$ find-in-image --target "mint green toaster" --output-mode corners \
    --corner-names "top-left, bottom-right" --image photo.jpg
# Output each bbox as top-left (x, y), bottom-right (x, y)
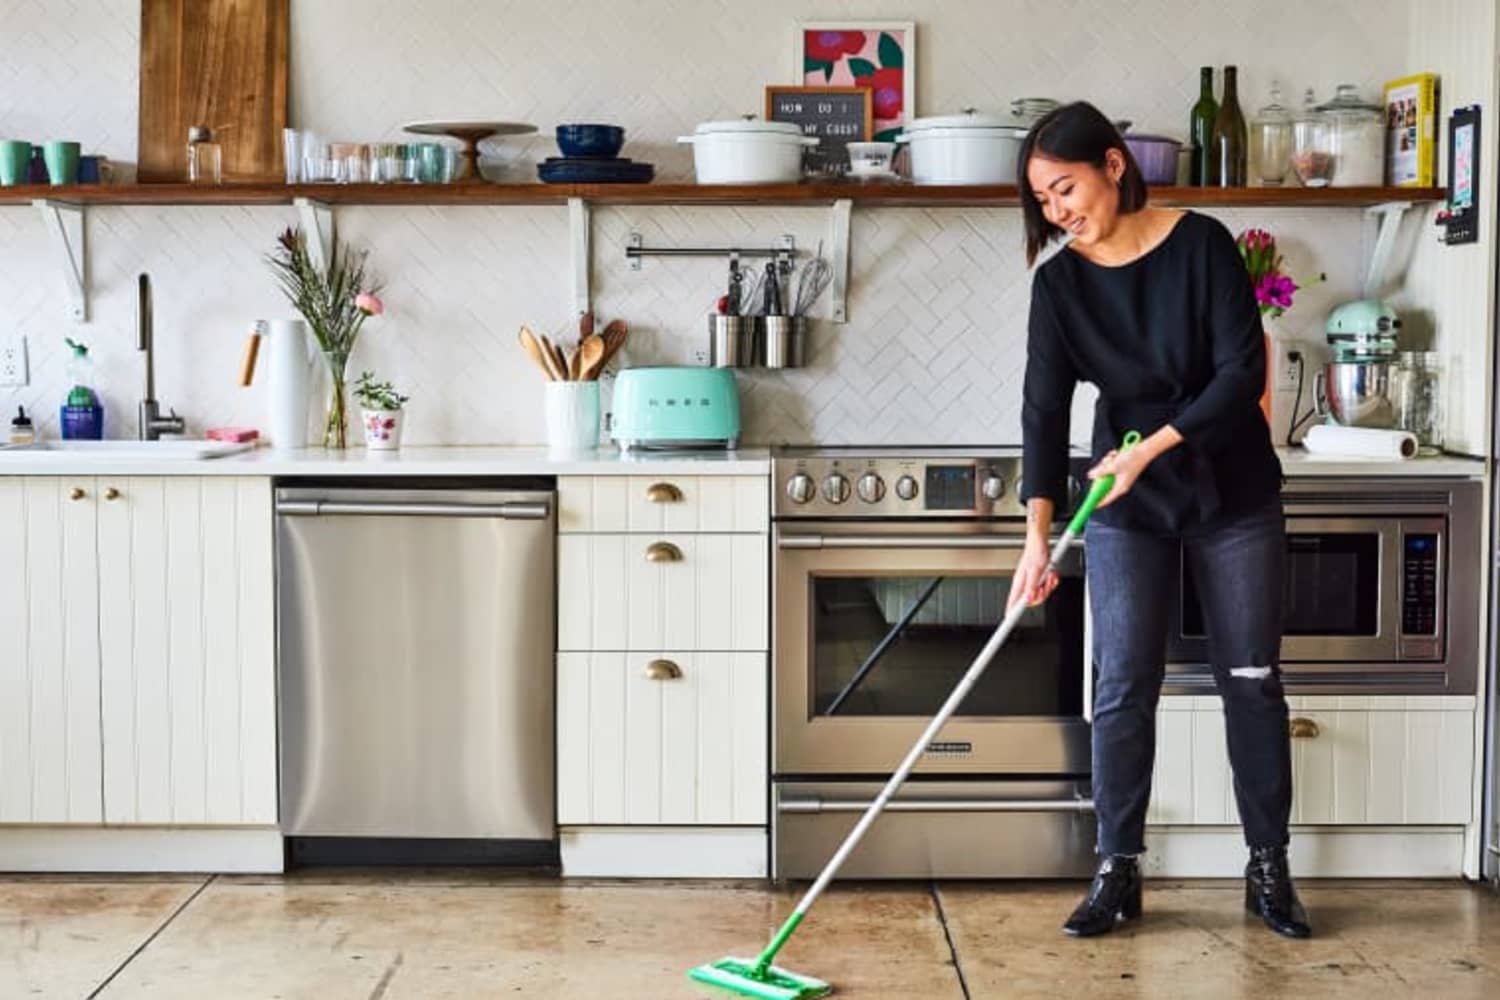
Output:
top-left (609, 367), bottom-right (741, 450)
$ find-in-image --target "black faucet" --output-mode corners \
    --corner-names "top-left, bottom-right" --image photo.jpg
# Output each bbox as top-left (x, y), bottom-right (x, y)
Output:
top-left (137, 273), bottom-right (185, 440)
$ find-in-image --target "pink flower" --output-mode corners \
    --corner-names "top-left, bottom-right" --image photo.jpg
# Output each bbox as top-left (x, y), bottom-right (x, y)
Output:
top-left (355, 292), bottom-right (383, 316)
top-left (1255, 273), bottom-right (1297, 310)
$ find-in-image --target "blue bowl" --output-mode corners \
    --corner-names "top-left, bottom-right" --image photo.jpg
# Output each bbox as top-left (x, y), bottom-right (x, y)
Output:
top-left (556, 124), bottom-right (625, 158)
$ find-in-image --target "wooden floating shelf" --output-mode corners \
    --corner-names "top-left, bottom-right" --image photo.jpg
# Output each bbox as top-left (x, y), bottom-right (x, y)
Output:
top-left (0, 182), bottom-right (1448, 208)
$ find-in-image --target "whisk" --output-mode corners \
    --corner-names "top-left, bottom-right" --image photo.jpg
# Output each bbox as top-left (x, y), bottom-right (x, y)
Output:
top-left (793, 242), bottom-right (833, 316)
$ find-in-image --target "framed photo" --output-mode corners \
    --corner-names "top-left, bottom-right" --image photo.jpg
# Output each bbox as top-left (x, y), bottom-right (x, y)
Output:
top-left (795, 20), bottom-right (915, 142)
top-left (765, 85), bottom-right (873, 177)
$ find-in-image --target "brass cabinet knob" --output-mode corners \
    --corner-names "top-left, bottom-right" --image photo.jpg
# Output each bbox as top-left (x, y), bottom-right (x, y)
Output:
top-left (103, 487), bottom-right (121, 501)
top-left (644, 659), bottom-right (682, 681)
top-left (645, 482), bottom-right (683, 504)
top-left (644, 541), bottom-right (683, 563)
top-left (1289, 717), bottom-right (1320, 739)
top-left (69, 487), bottom-right (86, 501)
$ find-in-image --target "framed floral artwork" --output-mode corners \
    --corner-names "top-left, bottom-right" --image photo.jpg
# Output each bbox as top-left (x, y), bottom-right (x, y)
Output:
top-left (796, 21), bottom-right (915, 142)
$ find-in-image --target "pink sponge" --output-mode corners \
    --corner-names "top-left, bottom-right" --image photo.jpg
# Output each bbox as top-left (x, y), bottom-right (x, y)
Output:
top-left (205, 427), bottom-right (260, 443)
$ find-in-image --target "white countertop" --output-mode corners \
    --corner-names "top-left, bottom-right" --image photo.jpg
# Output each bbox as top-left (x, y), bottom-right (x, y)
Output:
top-left (0, 442), bottom-right (1482, 479)
top-left (0, 444), bottom-right (771, 477)
top-left (1275, 446), bottom-right (1485, 478)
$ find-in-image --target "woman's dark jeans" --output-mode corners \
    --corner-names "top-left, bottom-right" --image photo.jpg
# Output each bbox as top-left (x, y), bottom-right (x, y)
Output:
top-left (1085, 500), bottom-right (1291, 856)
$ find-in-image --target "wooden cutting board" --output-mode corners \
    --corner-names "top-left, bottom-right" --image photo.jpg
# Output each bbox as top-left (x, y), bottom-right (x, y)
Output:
top-left (137, 0), bottom-right (289, 183)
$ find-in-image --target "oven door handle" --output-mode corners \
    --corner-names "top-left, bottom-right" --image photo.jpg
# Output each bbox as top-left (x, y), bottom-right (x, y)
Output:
top-left (777, 534), bottom-right (1083, 550)
top-left (779, 796), bottom-right (1095, 814)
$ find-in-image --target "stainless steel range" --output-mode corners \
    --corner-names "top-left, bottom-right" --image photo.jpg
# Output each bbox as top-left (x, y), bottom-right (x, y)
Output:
top-left (771, 446), bottom-right (1098, 879)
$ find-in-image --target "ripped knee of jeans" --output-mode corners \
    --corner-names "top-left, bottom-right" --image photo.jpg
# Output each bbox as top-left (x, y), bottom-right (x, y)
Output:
top-left (1229, 664), bottom-right (1274, 680)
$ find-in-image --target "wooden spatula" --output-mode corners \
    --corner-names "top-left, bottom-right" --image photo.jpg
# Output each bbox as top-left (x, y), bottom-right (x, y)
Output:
top-left (518, 326), bottom-right (559, 380)
top-left (539, 334), bottom-right (570, 381)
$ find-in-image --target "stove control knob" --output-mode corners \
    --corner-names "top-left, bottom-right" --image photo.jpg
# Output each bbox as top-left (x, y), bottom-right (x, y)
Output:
top-left (785, 473), bottom-right (816, 504)
top-left (981, 473), bottom-right (1006, 501)
top-left (856, 472), bottom-right (886, 504)
top-left (894, 474), bottom-right (919, 501)
top-left (821, 473), bottom-right (851, 504)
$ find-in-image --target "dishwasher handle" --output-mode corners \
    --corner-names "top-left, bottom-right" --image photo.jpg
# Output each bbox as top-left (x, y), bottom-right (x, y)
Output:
top-left (276, 499), bottom-right (551, 519)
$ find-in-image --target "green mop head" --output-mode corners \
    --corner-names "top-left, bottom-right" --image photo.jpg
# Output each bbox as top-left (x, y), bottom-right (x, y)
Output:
top-left (688, 956), bottom-right (831, 999)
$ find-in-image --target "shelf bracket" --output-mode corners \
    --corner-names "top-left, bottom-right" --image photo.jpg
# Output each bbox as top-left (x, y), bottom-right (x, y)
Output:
top-left (1362, 200), bottom-right (1413, 297)
top-left (826, 198), bottom-right (852, 323)
top-left (569, 197), bottom-right (591, 318)
top-left (293, 197), bottom-right (334, 274)
top-left (34, 199), bottom-right (86, 322)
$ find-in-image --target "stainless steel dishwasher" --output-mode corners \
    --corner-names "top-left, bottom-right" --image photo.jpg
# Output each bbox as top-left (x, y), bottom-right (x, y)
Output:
top-left (275, 481), bottom-right (555, 843)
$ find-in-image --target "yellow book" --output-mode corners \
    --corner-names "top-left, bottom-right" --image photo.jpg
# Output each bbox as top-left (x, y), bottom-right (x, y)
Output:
top-left (1384, 72), bottom-right (1439, 187)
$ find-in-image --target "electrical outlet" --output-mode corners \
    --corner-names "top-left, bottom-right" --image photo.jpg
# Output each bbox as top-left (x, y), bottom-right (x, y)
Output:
top-left (0, 333), bottom-right (27, 387)
top-left (1278, 350), bottom-right (1302, 391)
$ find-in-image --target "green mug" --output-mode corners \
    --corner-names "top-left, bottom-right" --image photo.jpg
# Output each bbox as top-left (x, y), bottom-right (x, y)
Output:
top-left (0, 140), bottom-right (30, 186)
top-left (43, 141), bottom-right (81, 185)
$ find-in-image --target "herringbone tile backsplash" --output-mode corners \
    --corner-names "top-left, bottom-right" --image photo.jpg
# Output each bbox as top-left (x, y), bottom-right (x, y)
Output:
top-left (0, 0), bottom-right (1405, 446)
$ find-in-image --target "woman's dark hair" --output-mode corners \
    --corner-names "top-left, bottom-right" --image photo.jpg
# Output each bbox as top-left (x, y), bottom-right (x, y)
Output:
top-left (1017, 101), bottom-right (1148, 266)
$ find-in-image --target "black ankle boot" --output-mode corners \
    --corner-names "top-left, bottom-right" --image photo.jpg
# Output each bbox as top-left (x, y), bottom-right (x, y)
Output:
top-left (1244, 846), bottom-right (1312, 938)
top-left (1063, 854), bottom-right (1142, 937)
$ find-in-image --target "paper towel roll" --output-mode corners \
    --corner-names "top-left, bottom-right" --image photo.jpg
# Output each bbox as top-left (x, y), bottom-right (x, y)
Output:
top-left (1303, 424), bottom-right (1418, 459)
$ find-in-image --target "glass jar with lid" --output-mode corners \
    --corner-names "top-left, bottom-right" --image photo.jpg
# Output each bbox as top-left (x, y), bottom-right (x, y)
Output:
top-left (1316, 84), bottom-right (1385, 186)
top-left (1391, 351), bottom-right (1443, 453)
top-left (1291, 88), bottom-right (1333, 186)
top-left (1251, 82), bottom-right (1293, 185)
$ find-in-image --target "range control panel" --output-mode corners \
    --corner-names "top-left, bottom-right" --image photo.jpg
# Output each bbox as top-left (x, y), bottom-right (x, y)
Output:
top-left (772, 447), bottom-right (1085, 519)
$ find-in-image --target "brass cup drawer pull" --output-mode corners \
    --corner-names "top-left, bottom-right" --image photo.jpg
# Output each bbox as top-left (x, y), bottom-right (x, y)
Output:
top-left (69, 487), bottom-right (86, 501)
top-left (644, 659), bottom-right (682, 681)
top-left (645, 482), bottom-right (683, 504)
top-left (644, 541), bottom-right (683, 563)
top-left (103, 487), bottom-right (122, 501)
top-left (1289, 717), bottom-right (1320, 739)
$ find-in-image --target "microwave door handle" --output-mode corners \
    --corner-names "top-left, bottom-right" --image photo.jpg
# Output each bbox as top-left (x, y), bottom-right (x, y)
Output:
top-left (825, 576), bottom-right (945, 715)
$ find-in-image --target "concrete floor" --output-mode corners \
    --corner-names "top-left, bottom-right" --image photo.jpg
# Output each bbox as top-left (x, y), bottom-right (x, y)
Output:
top-left (4, 873), bottom-right (1499, 998)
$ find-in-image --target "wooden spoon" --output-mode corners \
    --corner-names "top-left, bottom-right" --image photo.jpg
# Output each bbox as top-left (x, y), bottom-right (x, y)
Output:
top-left (518, 326), bottom-right (557, 380)
top-left (577, 334), bottom-right (607, 380)
top-left (568, 343), bottom-right (583, 380)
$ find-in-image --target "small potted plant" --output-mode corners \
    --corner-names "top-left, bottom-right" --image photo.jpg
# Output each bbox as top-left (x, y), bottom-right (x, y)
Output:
top-left (353, 370), bottom-right (409, 450)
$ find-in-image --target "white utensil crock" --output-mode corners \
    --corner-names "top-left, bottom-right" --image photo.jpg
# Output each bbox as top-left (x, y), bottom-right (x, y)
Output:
top-left (545, 381), bottom-right (600, 454)
top-left (261, 319), bottom-right (313, 449)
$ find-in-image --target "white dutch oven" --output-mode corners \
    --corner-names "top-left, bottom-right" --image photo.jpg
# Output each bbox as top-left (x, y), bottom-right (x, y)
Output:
top-left (897, 110), bottom-right (1030, 185)
top-left (677, 119), bottom-right (819, 184)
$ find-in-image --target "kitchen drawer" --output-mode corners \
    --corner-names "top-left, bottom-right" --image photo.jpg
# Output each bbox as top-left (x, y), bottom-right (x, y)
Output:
top-left (558, 533), bottom-right (768, 651)
top-left (559, 476), bottom-right (768, 533)
top-left (1148, 696), bottom-right (1474, 826)
top-left (557, 651), bottom-right (766, 825)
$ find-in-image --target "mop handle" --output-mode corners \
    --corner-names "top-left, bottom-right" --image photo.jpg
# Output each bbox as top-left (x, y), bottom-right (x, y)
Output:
top-left (752, 431), bottom-right (1141, 976)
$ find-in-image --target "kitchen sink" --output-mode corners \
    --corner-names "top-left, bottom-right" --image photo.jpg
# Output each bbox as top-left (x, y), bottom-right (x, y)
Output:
top-left (0, 440), bottom-right (255, 460)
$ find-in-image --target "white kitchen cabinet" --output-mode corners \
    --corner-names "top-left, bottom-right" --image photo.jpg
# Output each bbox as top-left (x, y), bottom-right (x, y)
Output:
top-left (557, 651), bottom-right (766, 825)
top-left (0, 475), bottom-right (276, 829)
top-left (556, 473), bottom-right (770, 876)
top-left (557, 532), bottom-right (768, 651)
top-left (96, 477), bottom-right (276, 825)
top-left (558, 475), bottom-right (767, 533)
top-left (1148, 696), bottom-right (1475, 826)
top-left (0, 477), bottom-right (103, 824)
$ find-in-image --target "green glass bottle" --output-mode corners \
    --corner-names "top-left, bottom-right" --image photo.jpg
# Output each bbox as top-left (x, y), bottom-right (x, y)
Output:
top-left (1189, 67), bottom-right (1217, 187)
top-left (1212, 65), bottom-right (1248, 186)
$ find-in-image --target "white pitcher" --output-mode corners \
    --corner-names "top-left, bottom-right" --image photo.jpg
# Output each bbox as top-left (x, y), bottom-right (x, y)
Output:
top-left (258, 319), bottom-right (313, 449)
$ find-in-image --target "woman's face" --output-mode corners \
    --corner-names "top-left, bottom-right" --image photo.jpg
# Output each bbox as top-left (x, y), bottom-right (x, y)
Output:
top-left (1026, 148), bottom-right (1126, 248)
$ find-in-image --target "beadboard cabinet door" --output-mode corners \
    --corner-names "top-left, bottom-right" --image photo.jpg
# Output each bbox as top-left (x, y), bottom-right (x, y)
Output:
top-left (1148, 696), bottom-right (1475, 826)
top-left (558, 533), bottom-right (769, 652)
top-left (96, 477), bottom-right (277, 826)
top-left (0, 477), bottom-right (104, 824)
top-left (557, 651), bottom-right (766, 825)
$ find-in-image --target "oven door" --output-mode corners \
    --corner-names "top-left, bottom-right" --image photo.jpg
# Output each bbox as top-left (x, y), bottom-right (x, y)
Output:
top-left (774, 523), bottom-right (1089, 776)
top-left (1168, 515), bottom-right (1445, 666)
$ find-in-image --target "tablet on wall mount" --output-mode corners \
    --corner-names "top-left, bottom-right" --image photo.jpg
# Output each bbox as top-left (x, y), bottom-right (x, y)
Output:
top-left (1441, 105), bottom-right (1480, 245)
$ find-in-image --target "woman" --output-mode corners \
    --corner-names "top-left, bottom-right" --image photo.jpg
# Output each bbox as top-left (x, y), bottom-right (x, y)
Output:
top-left (1007, 102), bottom-right (1311, 940)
